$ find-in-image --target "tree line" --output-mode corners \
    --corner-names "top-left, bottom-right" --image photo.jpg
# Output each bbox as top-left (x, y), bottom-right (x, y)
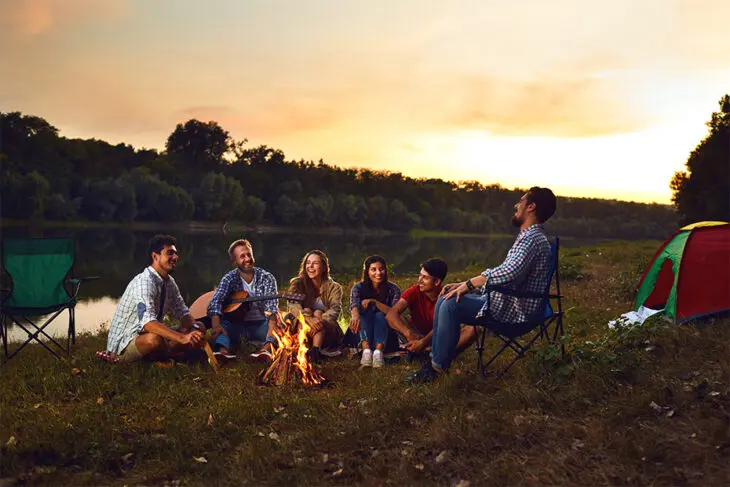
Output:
top-left (4, 103), bottom-right (719, 239)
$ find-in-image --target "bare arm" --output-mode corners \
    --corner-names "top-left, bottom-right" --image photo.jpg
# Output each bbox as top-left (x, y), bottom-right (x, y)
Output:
top-left (143, 320), bottom-right (203, 346)
top-left (385, 299), bottom-right (417, 340)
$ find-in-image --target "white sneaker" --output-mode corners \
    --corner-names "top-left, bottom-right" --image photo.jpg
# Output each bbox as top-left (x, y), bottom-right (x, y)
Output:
top-left (360, 349), bottom-right (373, 367)
top-left (372, 349), bottom-right (384, 368)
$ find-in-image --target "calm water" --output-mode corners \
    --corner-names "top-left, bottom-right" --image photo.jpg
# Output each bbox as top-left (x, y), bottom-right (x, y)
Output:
top-left (1, 226), bottom-right (600, 341)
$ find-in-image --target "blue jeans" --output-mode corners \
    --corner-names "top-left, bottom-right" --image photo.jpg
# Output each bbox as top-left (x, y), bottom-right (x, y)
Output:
top-left (359, 308), bottom-right (389, 348)
top-left (431, 294), bottom-right (490, 371)
top-left (214, 318), bottom-right (268, 353)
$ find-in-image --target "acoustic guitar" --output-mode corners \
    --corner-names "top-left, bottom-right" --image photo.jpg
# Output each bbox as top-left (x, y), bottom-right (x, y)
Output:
top-left (189, 289), bottom-right (304, 324)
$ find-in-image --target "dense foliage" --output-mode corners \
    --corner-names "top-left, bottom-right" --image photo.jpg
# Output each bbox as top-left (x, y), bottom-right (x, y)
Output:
top-left (1, 111), bottom-right (678, 238)
top-left (670, 94), bottom-right (730, 225)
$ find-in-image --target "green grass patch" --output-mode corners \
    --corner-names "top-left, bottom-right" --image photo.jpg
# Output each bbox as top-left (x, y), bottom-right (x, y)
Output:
top-left (2, 240), bottom-right (729, 486)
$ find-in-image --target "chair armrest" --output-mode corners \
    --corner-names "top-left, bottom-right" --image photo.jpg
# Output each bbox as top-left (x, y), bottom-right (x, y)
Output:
top-left (67, 276), bottom-right (100, 299)
top-left (486, 285), bottom-right (548, 300)
top-left (68, 276), bottom-right (101, 283)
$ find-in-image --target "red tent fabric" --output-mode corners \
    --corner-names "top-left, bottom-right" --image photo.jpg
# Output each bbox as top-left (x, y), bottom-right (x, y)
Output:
top-left (675, 224), bottom-right (730, 321)
top-left (635, 222), bottom-right (730, 323)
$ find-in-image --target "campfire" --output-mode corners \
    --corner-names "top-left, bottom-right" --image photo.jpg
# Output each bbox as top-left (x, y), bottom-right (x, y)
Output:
top-left (257, 313), bottom-right (326, 386)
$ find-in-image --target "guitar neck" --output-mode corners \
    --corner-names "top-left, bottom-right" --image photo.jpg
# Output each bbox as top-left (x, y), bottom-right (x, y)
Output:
top-left (229, 294), bottom-right (301, 304)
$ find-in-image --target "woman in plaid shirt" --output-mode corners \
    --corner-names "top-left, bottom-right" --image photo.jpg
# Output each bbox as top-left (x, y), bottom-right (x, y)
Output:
top-left (349, 255), bottom-right (401, 368)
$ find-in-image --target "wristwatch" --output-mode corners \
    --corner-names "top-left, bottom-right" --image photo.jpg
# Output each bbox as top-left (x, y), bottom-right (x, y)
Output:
top-left (465, 279), bottom-right (475, 291)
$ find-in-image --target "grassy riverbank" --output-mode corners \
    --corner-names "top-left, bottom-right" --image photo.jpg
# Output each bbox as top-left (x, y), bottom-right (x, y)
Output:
top-left (1, 241), bottom-right (729, 486)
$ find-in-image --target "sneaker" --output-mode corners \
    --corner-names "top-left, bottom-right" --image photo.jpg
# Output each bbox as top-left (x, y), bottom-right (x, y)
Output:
top-left (96, 350), bottom-right (119, 363)
top-left (372, 349), bottom-right (384, 368)
top-left (360, 349), bottom-right (373, 367)
top-left (250, 348), bottom-right (273, 362)
top-left (213, 351), bottom-right (237, 365)
top-left (404, 363), bottom-right (441, 384)
top-left (319, 348), bottom-right (342, 358)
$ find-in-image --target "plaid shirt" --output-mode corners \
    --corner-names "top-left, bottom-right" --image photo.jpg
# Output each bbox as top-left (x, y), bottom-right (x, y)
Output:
top-left (107, 267), bottom-right (189, 354)
top-left (207, 267), bottom-right (278, 318)
top-left (477, 224), bottom-right (551, 323)
top-left (350, 281), bottom-right (401, 310)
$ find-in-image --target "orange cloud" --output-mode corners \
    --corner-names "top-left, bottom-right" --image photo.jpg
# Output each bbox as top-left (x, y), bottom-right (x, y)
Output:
top-left (0, 0), bottom-right (130, 37)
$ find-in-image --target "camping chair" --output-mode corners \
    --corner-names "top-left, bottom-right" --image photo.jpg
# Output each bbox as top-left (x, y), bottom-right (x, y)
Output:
top-left (473, 237), bottom-right (564, 378)
top-left (1, 238), bottom-right (97, 360)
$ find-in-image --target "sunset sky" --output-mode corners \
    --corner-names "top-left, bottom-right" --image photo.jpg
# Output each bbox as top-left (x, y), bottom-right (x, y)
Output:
top-left (1, 0), bottom-right (728, 204)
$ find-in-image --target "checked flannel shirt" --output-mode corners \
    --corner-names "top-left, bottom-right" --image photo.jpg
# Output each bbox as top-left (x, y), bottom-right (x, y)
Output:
top-left (107, 266), bottom-right (189, 354)
top-left (207, 267), bottom-right (279, 320)
top-left (477, 223), bottom-right (552, 323)
top-left (349, 281), bottom-right (401, 310)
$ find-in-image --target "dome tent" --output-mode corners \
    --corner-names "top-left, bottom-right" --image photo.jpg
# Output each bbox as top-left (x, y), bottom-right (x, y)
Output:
top-left (634, 221), bottom-right (730, 323)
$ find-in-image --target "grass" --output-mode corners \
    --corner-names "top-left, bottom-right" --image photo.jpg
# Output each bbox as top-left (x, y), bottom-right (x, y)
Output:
top-left (2, 240), bottom-right (729, 486)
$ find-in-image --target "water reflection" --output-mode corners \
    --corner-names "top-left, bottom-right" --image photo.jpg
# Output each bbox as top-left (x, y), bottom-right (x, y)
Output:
top-left (1, 226), bottom-right (599, 338)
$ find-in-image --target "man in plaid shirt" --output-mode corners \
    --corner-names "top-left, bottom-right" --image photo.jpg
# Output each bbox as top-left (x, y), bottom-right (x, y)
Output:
top-left (406, 187), bottom-right (557, 384)
top-left (107, 235), bottom-right (205, 362)
top-left (207, 239), bottom-right (279, 360)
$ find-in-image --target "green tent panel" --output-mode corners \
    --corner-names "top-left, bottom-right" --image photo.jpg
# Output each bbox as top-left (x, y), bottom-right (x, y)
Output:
top-left (635, 221), bottom-right (730, 323)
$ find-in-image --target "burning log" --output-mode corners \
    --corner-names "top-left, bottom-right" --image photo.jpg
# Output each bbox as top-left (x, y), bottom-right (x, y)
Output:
top-left (257, 313), bottom-right (326, 386)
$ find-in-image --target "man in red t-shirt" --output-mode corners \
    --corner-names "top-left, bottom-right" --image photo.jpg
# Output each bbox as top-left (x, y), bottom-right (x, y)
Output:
top-left (386, 259), bottom-right (475, 354)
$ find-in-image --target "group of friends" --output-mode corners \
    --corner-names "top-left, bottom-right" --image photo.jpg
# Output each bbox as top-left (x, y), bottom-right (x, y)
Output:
top-left (105, 187), bottom-right (557, 384)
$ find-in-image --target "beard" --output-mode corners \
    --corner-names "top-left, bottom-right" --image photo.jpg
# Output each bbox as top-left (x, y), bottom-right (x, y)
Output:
top-left (237, 263), bottom-right (254, 274)
top-left (510, 214), bottom-right (523, 227)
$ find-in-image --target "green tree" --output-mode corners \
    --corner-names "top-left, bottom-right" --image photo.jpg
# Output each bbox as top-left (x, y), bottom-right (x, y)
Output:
top-left (79, 178), bottom-right (137, 222)
top-left (193, 172), bottom-right (244, 221)
top-left (125, 168), bottom-right (194, 221)
top-left (671, 94), bottom-right (730, 224)
top-left (274, 195), bottom-right (302, 224)
top-left (166, 120), bottom-right (232, 182)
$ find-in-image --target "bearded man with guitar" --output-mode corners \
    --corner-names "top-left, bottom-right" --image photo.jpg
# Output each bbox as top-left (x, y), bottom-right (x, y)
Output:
top-left (207, 239), bottom-right (279, 360)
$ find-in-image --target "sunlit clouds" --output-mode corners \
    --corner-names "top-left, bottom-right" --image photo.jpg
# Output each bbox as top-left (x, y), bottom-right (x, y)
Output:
top-left (1, 0), bottom-right (729, 203)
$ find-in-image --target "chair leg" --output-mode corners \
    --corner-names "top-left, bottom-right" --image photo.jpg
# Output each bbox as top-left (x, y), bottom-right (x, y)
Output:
top-left (476, 327), bottom-right (487, 377)
top-left (67, 307), bottom-right (75, 354)
top-left (71, 306), bottom-right (76, 346)
top-left (1, 313), bottom-right (7, 358)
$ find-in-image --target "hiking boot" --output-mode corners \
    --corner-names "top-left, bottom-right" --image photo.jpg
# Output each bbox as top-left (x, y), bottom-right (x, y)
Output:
top-left (372, 349), bottom-right (384, 368)
top-left (308, 346), bottom-right (325, 364)
top-left (404, 362), bottom-right (441, 384)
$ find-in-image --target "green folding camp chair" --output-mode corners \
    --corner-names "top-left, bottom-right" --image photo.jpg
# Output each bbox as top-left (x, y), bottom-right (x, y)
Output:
top-left (1, 238), bottom-right (97, 360)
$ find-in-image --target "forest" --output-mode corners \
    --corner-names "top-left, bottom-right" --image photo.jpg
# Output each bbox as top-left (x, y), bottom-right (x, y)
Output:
top-left (4, 106), bottom-right (714, 239)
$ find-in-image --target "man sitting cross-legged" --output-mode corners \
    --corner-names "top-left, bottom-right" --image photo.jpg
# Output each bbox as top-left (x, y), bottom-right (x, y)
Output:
top-left (386, 258), bottom-right (475, 360)
top-left (207, 239), bottom-right (279, 361)
top-left (405, 186), bottom-right (557, 384)
top-left (106, 234), bottom-right (206, 363)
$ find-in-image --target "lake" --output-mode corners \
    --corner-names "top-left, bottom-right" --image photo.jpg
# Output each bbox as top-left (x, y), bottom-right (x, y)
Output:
top-left (1, 225), bottom-right (602, 341)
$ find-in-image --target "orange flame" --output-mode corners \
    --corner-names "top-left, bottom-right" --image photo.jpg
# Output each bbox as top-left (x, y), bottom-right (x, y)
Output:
top-left (267, 312), bottom-right (325, 386)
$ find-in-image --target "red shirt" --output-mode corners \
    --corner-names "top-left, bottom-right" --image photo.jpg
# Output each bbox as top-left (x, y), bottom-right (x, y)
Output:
top-left (401, 284), bottom-right (440, 335)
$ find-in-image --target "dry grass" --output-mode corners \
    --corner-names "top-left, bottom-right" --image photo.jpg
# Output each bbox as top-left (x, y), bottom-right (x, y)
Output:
top-left (1, 240), bottom-right (729, 486)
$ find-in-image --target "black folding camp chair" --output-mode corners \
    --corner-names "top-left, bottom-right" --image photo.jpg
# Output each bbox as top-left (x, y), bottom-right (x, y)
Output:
top-left (1, 238), bottom-right (98, 360)
top-left (473, 237), bottom-right (564, 378)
